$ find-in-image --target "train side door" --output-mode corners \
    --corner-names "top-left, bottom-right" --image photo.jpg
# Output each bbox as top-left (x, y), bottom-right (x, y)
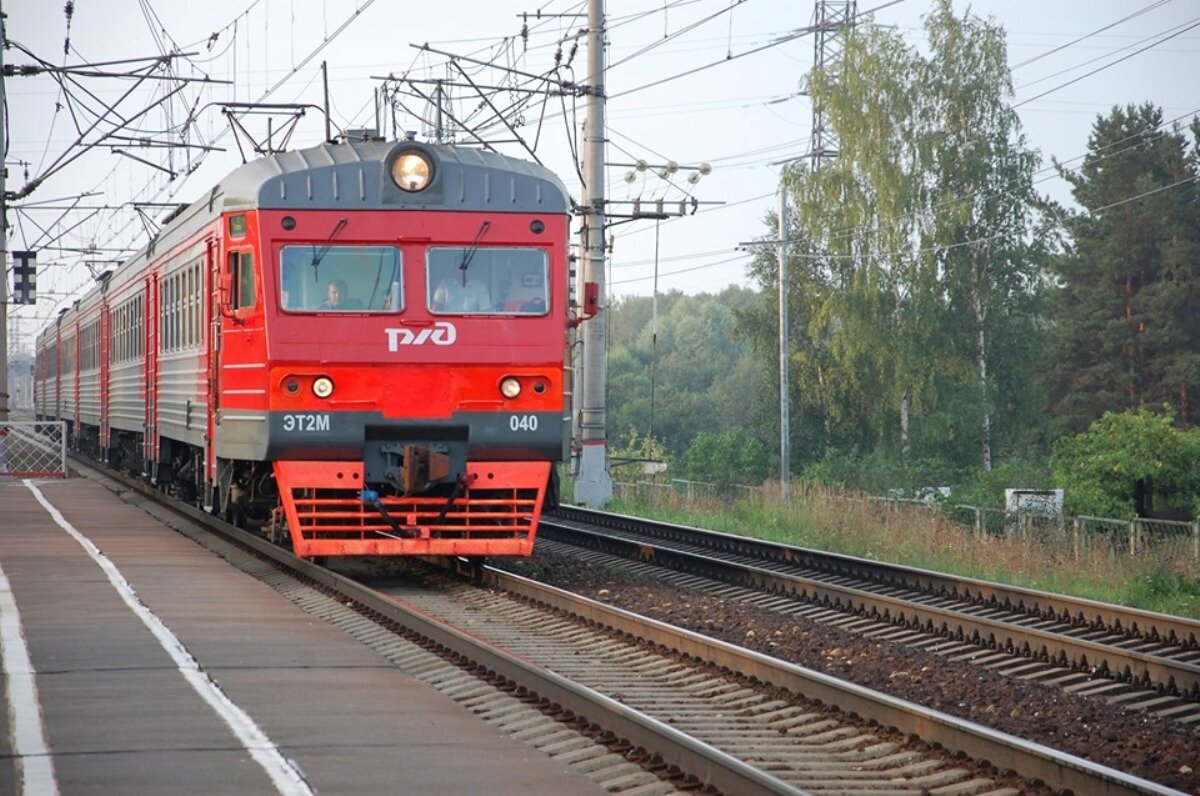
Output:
top-left (99, 302), bottom-right (111, 457)
top-left (205, 237), bottom-right (220, 503)
top-left (52, 325), bottom-right (61, 420)
top-left (143, 273), bottom-right (159, 476)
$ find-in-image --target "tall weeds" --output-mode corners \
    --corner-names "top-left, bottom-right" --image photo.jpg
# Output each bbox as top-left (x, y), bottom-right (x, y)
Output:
top-left (607, 481), bottom-right (1200, 617)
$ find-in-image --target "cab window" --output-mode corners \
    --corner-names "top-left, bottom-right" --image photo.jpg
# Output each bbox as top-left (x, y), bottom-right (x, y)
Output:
top-left (427, 247), bottom-right (548, 315)
top-left (279, 245), bottom-right (402, 312)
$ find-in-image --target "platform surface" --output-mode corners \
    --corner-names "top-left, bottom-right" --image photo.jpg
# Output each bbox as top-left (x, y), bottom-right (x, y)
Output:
top-left (0, 476), bottom-right (605, 795)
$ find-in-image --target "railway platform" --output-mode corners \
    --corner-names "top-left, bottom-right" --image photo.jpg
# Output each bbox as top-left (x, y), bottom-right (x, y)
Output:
top-left (0, 475), bottom-right (605, 795)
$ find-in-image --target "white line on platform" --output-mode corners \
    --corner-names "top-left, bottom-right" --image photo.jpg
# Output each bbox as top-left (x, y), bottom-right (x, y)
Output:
top-left (0, 557), bottom-right (60, 795)
top-left (23, 480), bottom-right (314, 796)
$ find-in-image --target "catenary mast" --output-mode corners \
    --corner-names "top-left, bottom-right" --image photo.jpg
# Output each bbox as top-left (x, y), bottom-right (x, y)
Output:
top-left (573, 0), bottom-right (613, 506)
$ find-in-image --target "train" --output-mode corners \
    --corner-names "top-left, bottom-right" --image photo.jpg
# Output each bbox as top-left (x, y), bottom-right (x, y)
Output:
top-left (34, 135), bottom-right (575, 560)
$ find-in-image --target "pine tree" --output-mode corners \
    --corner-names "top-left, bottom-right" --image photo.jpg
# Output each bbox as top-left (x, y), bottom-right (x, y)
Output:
top-left (1048, 104), bottom-right (1200, 432)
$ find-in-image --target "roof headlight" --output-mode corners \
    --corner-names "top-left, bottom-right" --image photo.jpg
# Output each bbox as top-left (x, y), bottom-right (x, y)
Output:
top-left (312, 376), bottom-right (335, 399)
top-left (499, 377), bottom-right (522, 399)
top-left (390, 150), bottom-right (433, 192)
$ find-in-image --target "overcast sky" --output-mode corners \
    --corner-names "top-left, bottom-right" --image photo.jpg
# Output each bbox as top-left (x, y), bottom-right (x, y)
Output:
top-left (5, 0), bottom-right (1198, 352)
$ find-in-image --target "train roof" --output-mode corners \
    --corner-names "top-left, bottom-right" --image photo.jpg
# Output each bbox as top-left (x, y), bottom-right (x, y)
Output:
top-left (222, 139), bottom-right (571, 214)
top-left (153, 140), bottom-right (570, 261)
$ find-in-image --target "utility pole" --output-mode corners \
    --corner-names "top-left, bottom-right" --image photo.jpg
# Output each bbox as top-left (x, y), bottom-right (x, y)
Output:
top-left (777, 184), bottom-right (789, 502)
top-left (573, 0), bottom-right (613, 506)
top-left (1, 0), bottom-right (10, 425)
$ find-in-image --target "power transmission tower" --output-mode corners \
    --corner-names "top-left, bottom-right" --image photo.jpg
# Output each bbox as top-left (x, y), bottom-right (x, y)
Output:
top-left (775, 0), bottom-right (856, 499)
top-left (807, 0), bottom-right (857, 169)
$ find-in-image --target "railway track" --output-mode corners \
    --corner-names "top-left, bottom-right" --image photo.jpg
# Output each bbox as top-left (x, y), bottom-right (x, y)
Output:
top-left (542, 506), bottom-right (1200, 723)
top-left (65, 459), bottom-right (1184, 795)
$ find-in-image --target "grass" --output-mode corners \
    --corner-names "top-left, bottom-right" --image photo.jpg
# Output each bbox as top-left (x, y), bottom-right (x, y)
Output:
top-left (602, 481), bottom-right (1200, 619)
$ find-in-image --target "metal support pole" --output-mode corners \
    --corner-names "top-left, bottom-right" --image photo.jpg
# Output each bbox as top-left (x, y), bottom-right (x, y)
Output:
top-left (0, 1), bottom-right (10, 425)
top-left (778, 184), bottom-right (789, 503)
top-left (322, 61), bottom-right (332, 142)
top-left (573, 0), bottom-right (613, 506)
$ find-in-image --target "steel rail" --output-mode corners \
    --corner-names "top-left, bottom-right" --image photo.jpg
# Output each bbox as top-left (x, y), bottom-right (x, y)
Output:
top-left (487, 567), bottom-right (1182, 796)
top-left (548, 507), bottom-right (1200, 693)
top-left (553, 507), bottom-right (1200, 647)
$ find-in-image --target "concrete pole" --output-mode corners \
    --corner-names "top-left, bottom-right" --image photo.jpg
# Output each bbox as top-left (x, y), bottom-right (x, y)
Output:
top-left (572, 0), bottom-right (613, 506)
top-left (778, 182), bottom-right (789, 503)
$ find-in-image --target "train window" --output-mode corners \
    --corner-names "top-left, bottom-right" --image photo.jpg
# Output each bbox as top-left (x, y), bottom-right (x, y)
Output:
top-left (278, 245), bottom-right (402, 313)
top-left (134, 295), bottom-right (143, 358)
top-left (164, 277), bottom-right (175, 352)
top-left (426, 247), bottom-right (549, 316)
top-left (230, 251), bottom-right (256, 311)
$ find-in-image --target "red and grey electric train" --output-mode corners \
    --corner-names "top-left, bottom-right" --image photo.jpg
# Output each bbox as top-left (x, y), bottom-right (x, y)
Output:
top-left (34, 137), bottom-right (572, 559)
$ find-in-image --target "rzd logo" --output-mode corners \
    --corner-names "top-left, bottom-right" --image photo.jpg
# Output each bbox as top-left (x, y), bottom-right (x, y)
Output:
top-left (386, 322), bottom-right (457, 350)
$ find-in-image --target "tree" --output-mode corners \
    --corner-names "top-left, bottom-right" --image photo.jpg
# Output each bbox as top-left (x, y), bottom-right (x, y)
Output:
top-left (1050, 407), bottom-right (1200, 518)
top-left (606, 288), bottom-right (770, 461)
top-left (1046, 104), bottom-right (1200, 433)
top-left (920, 0), bottom-right (1050, 470)
top-left (744, 1), bottom-right (1050, 478)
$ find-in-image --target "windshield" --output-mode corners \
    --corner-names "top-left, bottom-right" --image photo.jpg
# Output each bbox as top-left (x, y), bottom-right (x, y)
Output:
top-left (427, 247), bottom-right (549, 315)
top-left (279, 245), bottom-right (401, 312)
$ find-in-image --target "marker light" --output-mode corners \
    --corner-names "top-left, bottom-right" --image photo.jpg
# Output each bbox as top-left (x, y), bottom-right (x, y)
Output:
top-left (390, 150), bottom-right (433, 192)
top-left (312, 376), bottom-right (335, 398)
top-left (499, 377), bottom-right (522, 399)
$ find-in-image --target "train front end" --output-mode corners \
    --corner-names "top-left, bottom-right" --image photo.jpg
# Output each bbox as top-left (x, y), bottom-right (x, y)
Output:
top-left (214, 140), bottom-right (571, 558)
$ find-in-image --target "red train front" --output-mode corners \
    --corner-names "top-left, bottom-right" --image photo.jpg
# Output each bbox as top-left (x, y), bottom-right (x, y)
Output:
top-left (35, 139), bottom-right (572, 559)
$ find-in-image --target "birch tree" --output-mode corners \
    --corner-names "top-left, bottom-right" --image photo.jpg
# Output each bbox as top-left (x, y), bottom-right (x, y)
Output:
top-left (745, 1), bottom-right (1050, 476)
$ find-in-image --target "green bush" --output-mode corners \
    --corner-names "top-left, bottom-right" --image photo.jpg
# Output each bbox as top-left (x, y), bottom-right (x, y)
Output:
top-left (951, 457), bottom-right (1054, 509)
top-left (683, 429), bottom-right (772, 488)
top-left (1050, 407), bottom-right (1200, 518)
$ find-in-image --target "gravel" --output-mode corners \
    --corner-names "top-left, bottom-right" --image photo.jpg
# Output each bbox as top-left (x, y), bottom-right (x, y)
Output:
top-left (506, 549), bottom-right (1200, 794)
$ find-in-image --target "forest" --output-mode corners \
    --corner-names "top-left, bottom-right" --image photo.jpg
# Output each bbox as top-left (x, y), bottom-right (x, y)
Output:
top-left (603, 0), bottom-right (1200, 520)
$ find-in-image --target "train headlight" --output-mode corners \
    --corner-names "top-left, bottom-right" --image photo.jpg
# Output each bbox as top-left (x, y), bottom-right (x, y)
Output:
top-left (390, 150), bottom-right (433, 192)
top-left (312, 376), bottom-right (335, 398)
top-left (499, 377), bottom-right (522, 399)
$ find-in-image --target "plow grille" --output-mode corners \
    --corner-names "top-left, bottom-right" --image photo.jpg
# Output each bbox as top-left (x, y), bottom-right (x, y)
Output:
top-left (290, 488), bottom-right (539, 540)
top-left (273, 460), bottom-right (548, 557)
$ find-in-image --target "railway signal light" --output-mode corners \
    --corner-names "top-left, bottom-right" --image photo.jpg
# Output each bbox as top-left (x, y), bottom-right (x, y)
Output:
top-left (12, 251), bottom-right (36, 305)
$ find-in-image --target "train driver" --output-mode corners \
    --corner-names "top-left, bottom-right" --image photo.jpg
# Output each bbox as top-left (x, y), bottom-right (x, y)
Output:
top-left (319, 279), bottom-right (364, 310)
top-left (432, 274), bottom-right (492, 312)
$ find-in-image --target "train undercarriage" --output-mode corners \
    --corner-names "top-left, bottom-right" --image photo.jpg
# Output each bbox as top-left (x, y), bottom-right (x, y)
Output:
top-left (65, 420), bottom-right (557, 560)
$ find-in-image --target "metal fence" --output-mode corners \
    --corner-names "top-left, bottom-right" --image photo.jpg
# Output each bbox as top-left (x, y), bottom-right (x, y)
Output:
top-left (0, 421), bottom-right (68, 479)
top-left (613, 479), bottom-right (764, 505)
top-left (906, 501), bottom-right (1199, 560)
top-left (615, 478), bottom-right (1200, 560)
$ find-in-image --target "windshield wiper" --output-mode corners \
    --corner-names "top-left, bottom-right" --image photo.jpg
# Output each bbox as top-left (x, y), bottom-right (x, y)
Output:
top-left (311, 218), bottom-right (349, 282)
top-left (458, 220), bottom-right (492, 285)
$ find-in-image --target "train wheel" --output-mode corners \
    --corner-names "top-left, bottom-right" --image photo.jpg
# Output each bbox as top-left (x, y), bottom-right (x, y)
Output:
top-left (454, 556), bottom-right (486, 582)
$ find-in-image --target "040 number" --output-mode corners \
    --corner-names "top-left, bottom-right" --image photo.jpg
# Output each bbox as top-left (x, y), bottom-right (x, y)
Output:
top-left (509, 414), bottom-right (539, 432)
